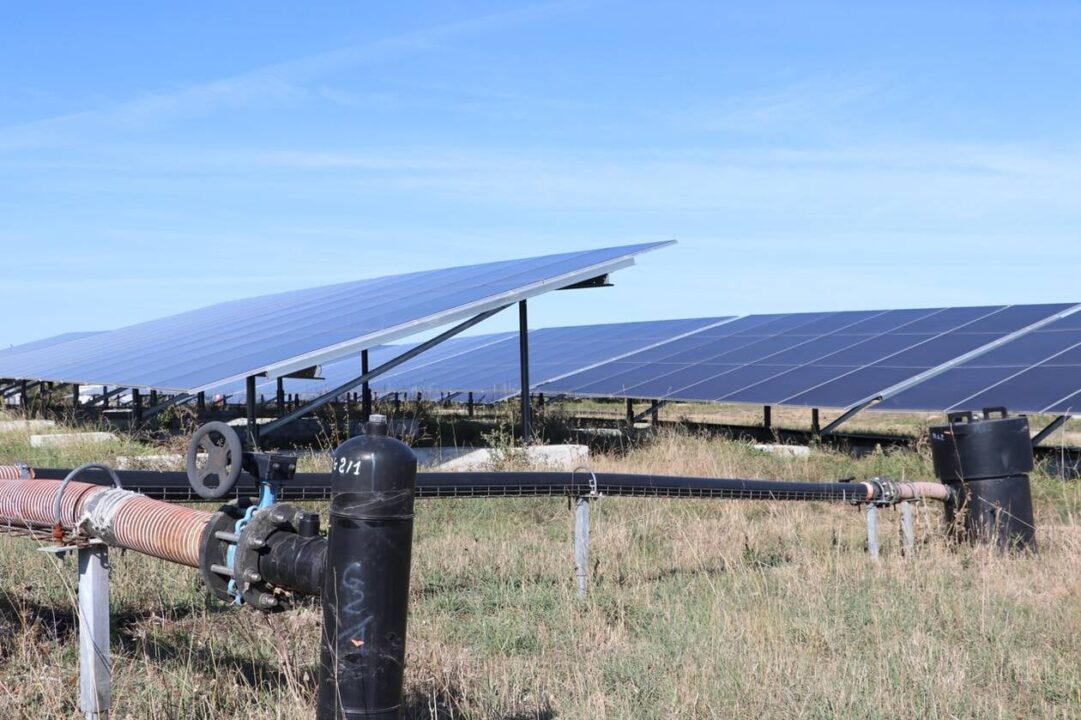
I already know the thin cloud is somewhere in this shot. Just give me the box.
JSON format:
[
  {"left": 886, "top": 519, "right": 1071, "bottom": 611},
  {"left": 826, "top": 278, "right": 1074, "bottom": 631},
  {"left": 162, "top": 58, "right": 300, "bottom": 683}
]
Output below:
[{"left": 0, "top": 1, "right": 579, "bottom": 150}]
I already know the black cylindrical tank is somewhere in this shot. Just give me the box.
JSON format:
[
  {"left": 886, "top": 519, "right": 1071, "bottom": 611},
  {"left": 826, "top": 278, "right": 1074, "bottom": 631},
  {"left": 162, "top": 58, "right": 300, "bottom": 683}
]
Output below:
[
  {"left": 929, "top": 408, "right": 1037, "bottom": 551},
  {"left": 316, "top": 415, "right": 417, "bottom": 720}
]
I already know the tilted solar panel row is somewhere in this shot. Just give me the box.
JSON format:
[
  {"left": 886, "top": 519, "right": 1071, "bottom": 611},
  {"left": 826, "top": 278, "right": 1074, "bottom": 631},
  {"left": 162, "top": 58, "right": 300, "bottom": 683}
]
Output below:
[
  {"left": 0, "top": 242, "right": 669, "bottom": 392},
  {"left": 536, "top": 304, "right": 1080, "bottom": 411}
]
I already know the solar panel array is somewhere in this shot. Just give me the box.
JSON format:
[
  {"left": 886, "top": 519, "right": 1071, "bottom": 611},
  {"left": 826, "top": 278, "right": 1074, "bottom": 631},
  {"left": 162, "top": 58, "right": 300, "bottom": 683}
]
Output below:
[
  {"left": 208, "top": 303, "right": 1081, "bottom": 417},
  {"left": 4, "top": 262, "right": 1079, "bottom": 419},
  {"left": 878, "top": 310, "right": 1081, "bottom": 414},
  {"left": 0, "top": 242, "right": 669, "bottom": 392},
  {"left": 537, "top": 304, "right": 1079, "bottom": 410}
]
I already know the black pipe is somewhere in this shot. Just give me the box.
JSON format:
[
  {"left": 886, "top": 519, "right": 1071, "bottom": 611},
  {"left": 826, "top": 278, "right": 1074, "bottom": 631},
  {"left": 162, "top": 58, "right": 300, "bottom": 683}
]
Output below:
[
  {"left": 317, "top": 417, "right": 417, "bottom": 719},
  {"left": 259, "top": 531, "right": 326, "bottom": 597},
  {"left": 33, "top": 467, "right": 873, "bottom": 503}
]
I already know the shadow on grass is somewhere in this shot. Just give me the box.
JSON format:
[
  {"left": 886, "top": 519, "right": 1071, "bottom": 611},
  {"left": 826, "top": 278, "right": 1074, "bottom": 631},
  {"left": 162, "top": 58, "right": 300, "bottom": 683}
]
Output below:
[
  {"left": 0, "top": 591, "right": 220, "bottom": 645},
  {"left": 403, "top": 683, "right": 556, "bottom": 720}
]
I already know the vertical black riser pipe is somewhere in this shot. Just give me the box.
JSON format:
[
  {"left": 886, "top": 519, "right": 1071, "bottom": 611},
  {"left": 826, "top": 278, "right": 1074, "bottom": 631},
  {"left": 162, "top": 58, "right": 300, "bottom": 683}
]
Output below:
[
  {"left": 929, "top": 409, "right": 1037, "bottom": 552},
  {"left": 317, "top": 416, "right": 417, "bottom": 719}
]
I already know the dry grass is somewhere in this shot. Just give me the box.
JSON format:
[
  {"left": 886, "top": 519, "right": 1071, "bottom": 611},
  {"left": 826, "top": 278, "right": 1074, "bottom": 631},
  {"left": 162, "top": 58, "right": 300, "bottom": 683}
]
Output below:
[{"left": 0, "top": 423, "right": 1079, "bottom": 718}]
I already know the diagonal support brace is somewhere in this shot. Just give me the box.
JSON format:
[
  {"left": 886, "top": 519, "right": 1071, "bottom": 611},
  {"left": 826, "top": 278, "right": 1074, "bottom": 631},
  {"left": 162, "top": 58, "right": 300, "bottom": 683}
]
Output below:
[{"left": 261, "top": 306, "right": 509, "bottom": 437}]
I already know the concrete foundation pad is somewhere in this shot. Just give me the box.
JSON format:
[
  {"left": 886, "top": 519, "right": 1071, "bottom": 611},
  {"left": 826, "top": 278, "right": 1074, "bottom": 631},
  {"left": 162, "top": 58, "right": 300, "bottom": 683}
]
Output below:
[
  {"left": 414, "top": 444, "right": 589, "bottom": 471},
  {"left": 0, "top": 419, "right": 57, "bottom": 432},
  {"left": 30, "top": 432, "right": 118, "bottom": 448},
  {"left": 753, "top": 443, "right": 811, "bottom": 458}
]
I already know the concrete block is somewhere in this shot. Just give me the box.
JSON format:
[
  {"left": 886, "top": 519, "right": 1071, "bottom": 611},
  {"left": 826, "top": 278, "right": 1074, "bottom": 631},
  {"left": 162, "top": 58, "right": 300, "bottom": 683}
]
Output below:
[
  {"left": 30, "top": 432, "right": 117, "bottom": 448},
  {"left": 414, "top": 444, "right": 589, "bottom": 471},
  {"left": 753, "top": 443, "right": 811, "bottom": 458},
  {"left": 0, "top": 419, "right": 57, "bottom": 432}
]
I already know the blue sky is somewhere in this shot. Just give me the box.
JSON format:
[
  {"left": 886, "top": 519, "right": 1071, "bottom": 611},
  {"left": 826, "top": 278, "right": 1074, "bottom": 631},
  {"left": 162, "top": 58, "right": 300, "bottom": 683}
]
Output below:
[{"left": 2, "top": 1, "right": 1080, "bottom": 346}]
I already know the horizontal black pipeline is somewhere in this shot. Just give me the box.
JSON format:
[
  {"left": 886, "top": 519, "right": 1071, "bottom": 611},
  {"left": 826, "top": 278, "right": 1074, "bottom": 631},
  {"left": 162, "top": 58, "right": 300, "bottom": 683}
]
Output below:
[{"left": 32, "top": 468, "right": 869, "bottom": 503}]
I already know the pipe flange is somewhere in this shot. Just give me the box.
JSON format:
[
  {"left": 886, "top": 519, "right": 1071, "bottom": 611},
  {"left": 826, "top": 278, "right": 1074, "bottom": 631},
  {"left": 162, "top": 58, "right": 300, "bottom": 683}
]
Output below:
[
  {"left": 232, "top": 502, "right": 305, "bottom": 612},
  {"left": 198, "top": 499, "right": 251, "bottom": 602},
  {"left": 869, "top": 477, "right": 901, "bottom": 507}
]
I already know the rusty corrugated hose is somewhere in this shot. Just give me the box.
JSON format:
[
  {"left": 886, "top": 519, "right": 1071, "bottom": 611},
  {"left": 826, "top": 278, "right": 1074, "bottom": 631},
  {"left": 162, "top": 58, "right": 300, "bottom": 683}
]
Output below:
[
  {"left": 0, "top": 464, "right": 32, "bottom": 480},
  {"left": 0, "top": 477, "right": 210, "bottom": 567}
]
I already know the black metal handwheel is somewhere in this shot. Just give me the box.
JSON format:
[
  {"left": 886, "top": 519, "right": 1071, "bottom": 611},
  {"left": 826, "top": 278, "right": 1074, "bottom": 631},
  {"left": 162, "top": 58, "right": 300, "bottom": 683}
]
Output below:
[{"left": 186, "top": 421, "right": 244, "bottom": 499}]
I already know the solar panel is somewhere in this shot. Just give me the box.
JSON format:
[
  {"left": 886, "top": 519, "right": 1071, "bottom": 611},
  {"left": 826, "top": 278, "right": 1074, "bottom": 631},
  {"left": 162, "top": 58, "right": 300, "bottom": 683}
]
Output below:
[
  {"left": 0, "top": 242, "right": 671, "bottom": 392},
  {"left": 538, "top": 304, "right": 1077, "bottom": 408},
  {"left": 876, "top": 307, "right": 1081, "bottom": 414}
]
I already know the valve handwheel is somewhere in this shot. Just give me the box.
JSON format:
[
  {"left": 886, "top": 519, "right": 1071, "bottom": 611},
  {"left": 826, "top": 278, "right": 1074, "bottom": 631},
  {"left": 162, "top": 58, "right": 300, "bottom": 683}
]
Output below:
[{"left": 186, "top": 422, "right": 244, "bottom": 499}]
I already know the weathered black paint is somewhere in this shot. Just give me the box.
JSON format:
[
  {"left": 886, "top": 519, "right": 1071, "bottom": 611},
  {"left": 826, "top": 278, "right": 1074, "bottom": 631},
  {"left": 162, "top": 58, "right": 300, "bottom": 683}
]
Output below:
[
  {"left": 317, "top": 418, "right": 417, "bottom": 719},
  {"left": 930, "top": 409, "right": 1037, "bottom": 551}
]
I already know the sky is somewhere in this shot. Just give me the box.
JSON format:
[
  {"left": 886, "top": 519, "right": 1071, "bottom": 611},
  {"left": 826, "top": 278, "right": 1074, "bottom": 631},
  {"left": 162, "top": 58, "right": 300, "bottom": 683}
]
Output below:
[{"left": 2, "top": 1, "right": 1080, "bottom": 346}]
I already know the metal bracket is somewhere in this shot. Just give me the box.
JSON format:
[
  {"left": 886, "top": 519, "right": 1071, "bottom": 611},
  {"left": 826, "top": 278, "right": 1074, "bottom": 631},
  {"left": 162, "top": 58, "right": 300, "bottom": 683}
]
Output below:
[
  {"left": 572, "top": 466, "right": 600, "bottom": 499},
  {"left": 50, "top": 464, "right": 123, "bottom": 546}
]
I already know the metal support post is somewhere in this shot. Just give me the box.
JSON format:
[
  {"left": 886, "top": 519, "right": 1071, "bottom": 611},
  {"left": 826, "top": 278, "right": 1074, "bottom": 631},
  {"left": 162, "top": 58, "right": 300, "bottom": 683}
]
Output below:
[
  {"left": 20, "top": 379, "right": 28, "bottom": 411},
  {"left": 131, "top": 389, "right": 142, "bottom": 425},
  {"left": 246, "top": 375, "right": 259, "bottom": 448},
  {"left": 467, "top": 391, "right": 474, "bottom": 417},
  {"left": 276, "top": 378, "right": 285, "bottom": 411},
  {"left": 148, "top": 390, "right": 158, "bottom": 408},
  {"left": 633, "top": 399, "right": 669, "bottom": 423},
  {"left": 811, "top": 407, "right": 821, "bottom": 436},
  {"left": 518, "top": 300, "right": 532, "bottom": 444},
  {"left": 196, "top": 391, "right": 205, "bottom": 413},
  {"left": 394, "top": 392, "right": 401, "bottom": 416},
  {"left": 361, "top": 349, "right": 372, "bottom": 422},
  {"left": 78, "top": 545, "right": 110, "bottom": 719},
  {"left": 650, "top": 399, "right": 660, "bottom": 424},
  {"left": 763, "top": 405, "right": 772, "bottom": 429},
  {"left": 866, "top": 504, "right": 879, "bottom": 559},
  {"left": 72, "top": 384, "right": 80, "bottom": 411},
  {"left": 574, "top": 496, "right": 591, "bottom": 599},
  {"left": 625, "top": 398, "right": 634, "bottom": 426},
  {"left": 900, "top": 501, "right": 915, "bottom": 556},
  {"left": 102, "top": 387, "right": 109, "bottom": 410}
]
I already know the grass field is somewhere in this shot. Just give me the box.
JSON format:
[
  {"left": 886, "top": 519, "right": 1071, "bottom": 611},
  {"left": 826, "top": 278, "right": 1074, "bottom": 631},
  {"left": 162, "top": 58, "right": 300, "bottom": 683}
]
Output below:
[{"left": 1, "top": 418, "right": 1079, "bottom": 718}]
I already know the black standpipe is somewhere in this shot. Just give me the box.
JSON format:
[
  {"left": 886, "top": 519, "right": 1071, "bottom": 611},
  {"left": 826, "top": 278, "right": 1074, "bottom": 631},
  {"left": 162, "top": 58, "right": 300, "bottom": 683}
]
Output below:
[
  {"left": 930, "top": 408, "right": 1037, "bottom": 551},
  {"left": 317, "top": 415, "right": 417, "bottom": 719}
]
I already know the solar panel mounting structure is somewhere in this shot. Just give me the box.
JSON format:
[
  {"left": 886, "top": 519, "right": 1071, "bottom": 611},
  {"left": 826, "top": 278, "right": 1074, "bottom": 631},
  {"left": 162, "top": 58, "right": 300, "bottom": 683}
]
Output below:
[
  {"left": 248, "top": 317, "right": 732, "bottom": 411},
  {"left": 0, "top": 242, "right": 672, "bottom": 443}
]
